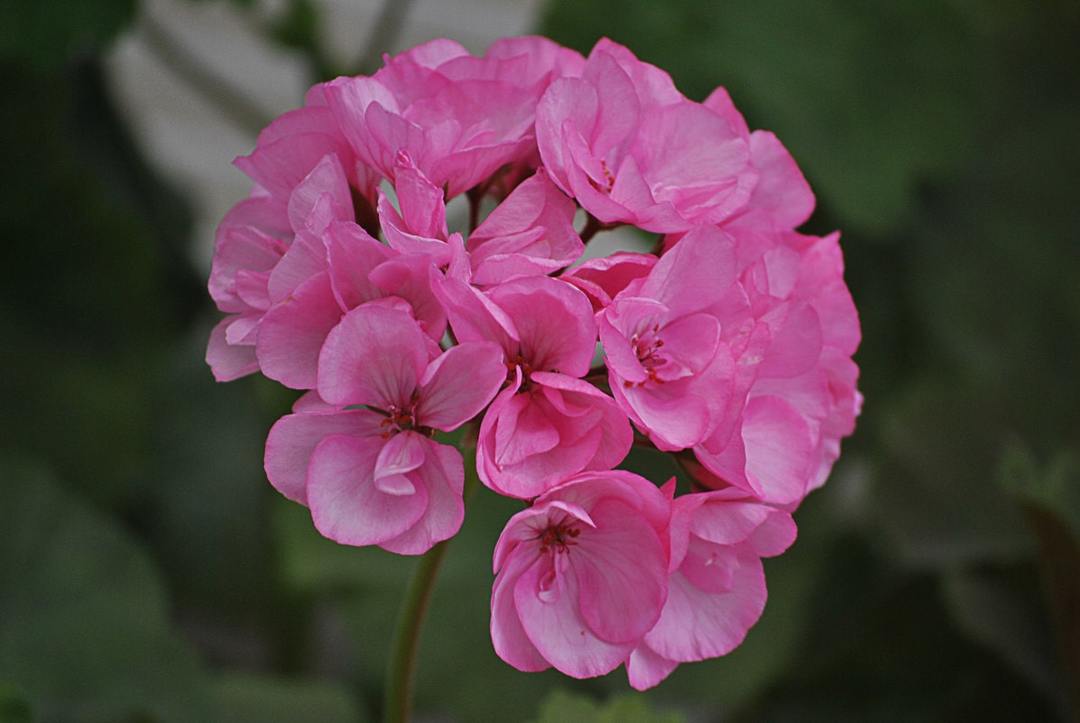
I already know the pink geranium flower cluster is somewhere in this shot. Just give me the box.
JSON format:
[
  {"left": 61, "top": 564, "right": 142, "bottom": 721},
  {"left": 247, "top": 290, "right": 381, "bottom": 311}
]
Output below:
[{"left": 207, "top": 36, "right": 860, "bottom": 690}]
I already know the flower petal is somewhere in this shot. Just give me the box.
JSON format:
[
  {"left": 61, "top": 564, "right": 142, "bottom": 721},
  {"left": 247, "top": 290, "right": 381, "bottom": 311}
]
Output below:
[
  {"left": 307, "top": 434, "right": 428, "bottom": 546},
  {"left": 264, "top": 409, "right": 383, "bottom": 504}
]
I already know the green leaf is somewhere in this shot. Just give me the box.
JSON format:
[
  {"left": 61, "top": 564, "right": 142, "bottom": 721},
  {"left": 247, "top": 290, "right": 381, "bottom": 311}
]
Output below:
[
  {"left": 532, "top": 690, "right": 685, "bottom": 723},
  {"left": 0, "top": 683, "right": 33, "bottom": 723},
  {"left": 870, "top": 380, "right": 1034, "bottom": 568},
  {"left": 941, "top": 569, "right": 1066, "bottom": 713},
  {"left": 0, "top": 456, "right": 213, "bottom": 723},
  {"left": 999, "top": 444, "right": 1080, "bottom": 542}
]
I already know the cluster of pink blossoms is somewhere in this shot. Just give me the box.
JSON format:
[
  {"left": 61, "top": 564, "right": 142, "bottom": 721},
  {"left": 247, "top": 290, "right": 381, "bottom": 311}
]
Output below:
[{"left": 207, "top": 37, "right": 861, "bottom": 690}]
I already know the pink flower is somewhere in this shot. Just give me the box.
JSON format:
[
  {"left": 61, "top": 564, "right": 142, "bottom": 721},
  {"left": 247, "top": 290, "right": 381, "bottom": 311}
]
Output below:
[
  {"left": 207, "top": 151, "right": 358, "bottom": 383},
  {"left": 326, "top": 38, "right": 582, "bottom": 199},
  {"left": 491, "top": 471, "right": 672, "bottom": 678},
  {"left": 691, "top": 229, "right": 861, "bottom": 504},
  {"left": 254, "top": 218, "right": 446, "bottom": 390},
  {"left": 627, "top": 488, "right": 796, "bottom": 690},
  {"left": 466, "top": 168, "right": 584, "bottom": 286},
  {"left": 536, "top": 39, "right": 757, "bottom": 232},
  {"left": 435, "top": 275, "right": 632, "bottom": 498},
  {"left": 378, "top": 153, "right": 585, "bottom": 285},
  {"left": 233, "top": 83, "right": 378, "bottom": 213},
  {"left": 264, "top": 304, "right": 504, "bottom": 554},
  {"left": 206, "top": 193, "right": 291, "bottom": 381},
  {"left": 597, "top": 226, "right": 740, "bottom": 450}
]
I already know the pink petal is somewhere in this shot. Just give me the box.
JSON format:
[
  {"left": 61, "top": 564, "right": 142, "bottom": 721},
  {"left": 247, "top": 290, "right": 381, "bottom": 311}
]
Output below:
[
  {"left": 491, "top": 547, "right": 550, "bottom": 672},
  {"left": 514, "top": 554, "right": 634, "bottom": 678},
  {"left": 696, "top": 395, "right": 814, "bottom": 505},
  {"left": 307, "top": 434, "right": 428, "bottom": 546},
  {"left": 432, "top": 274, "right": 518, "bottom": 354},
  {"left": 627, "top": 643, "right": 679, "bottom": 691},
  {"left": 324, "top": 221, "right": 392, "bottom": 311},
  {"left": 417, "top": 342, "right": 506, "bottom": 431},
  {"left": 740, "top": 130, "right": 814, "bottom": 231},
  {"left": 368, "top": 255, "right": 448, "bottom": 340},
  {"left": 286, "top": 153, "right": 353, "bottom": 233},
  {"left": 264, "top": 410, "right": 383, "bottom": 504},
  {"left": 487, "top": 276, "right": 596, "bottom": 377},
  {"left": 685, "top": 494, "right": 774, "bottom": 546},
  {"left": 380, "top": 438, "right": 465, "bottom": 555},
  {"left": 529, "top": 372, "right": 632, "bottom": 473},
  {"left": 267, "top": 230, "right": 327, "bottom": 304},
  {"left": 748, "top": 510, "right": 798, "bottom": 558},
  {"left": 316, "top": 304, "right": 431, "bottom": 409},
  {"left": 206, "top": 316, "right": 259, "bottom": 382},
  {"left": 639, "top": 225, "right": 736, "bottom": 317},
  {"left": 644, "top": 548, "right": 766, "bottom": 663},
  {"left": 256, "top": 272, "right": 342, "bottom": 390},
  {"left": 572, "top": 498, "right": 668, "bottom": 644},
  {"left": 562, "top": 252, "right": 656, "bottom": 310},
  {"left": 757, "top": 302, "right": 823, "bottom": 379},
  {"left": 373, "top": 431, "right": 426, "bottom": 495}
]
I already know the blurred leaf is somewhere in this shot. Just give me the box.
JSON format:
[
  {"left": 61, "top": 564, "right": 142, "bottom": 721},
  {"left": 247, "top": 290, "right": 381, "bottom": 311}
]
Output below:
[
  {"left": 0, "top": 683, "right": 33, "bottom": 723},
  {"left": 999, "top": 445, "right": 1080, "bottom": 542},
  {"left": 214, "top": 673, "right": 365, "bottom": 723},
  {"left": 0, "top": 456, "right": 213, "bottom": 722},
  {"left": 532, "top": 690, "right": 685, "bottom": 723},
  {"left": 942, "top": 569, "right": 1066, "bottom": 714},
  {"left": 739, "top": 542, "right": 1060, "bottom": 722},
  {"left": 0, "top": 0, "right": 136, "bottom": 69},
  {"left": 871, "top": 379, "right": 1033, "bottom": 568}
]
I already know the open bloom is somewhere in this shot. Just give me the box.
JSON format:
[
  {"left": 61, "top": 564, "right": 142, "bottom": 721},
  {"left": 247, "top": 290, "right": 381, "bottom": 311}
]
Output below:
[
  {"left": 537, "top": 39, "right": 757, "bottom": 232},
  {"left": 598, "top": 226, "right": 740, "bottom": 450},
  {"left": 627, "top": 488, "right": 795, "bottom": 689},
  {"left": 491, "top": 471, "right": 672, "bottom": 678},
  {"left": 436, "top": 274, "right": 632, "bottom": 498},
  {"left": 264, "top": 304, "right": 503, "bottom": 553}
]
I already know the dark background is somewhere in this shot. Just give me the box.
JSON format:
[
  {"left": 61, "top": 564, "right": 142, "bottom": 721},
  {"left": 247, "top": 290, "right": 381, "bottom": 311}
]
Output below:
[{"left": 2, "top": 0, "right": 1078, "bottom": 721}]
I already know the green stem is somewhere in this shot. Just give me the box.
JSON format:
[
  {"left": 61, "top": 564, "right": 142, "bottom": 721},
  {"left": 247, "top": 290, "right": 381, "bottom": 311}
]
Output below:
[{"left": 383, "top": 430, "right": 479, "bottom": 723}]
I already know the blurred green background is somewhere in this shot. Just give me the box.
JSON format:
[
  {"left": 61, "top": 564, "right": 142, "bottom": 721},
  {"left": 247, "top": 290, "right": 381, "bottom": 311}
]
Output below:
[{"left": 2, "top": 0, "right": 1078, "bottom": 721}]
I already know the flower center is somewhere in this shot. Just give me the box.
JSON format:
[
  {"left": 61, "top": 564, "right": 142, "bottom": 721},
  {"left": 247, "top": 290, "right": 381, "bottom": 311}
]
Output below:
[
  {"left": 376, "top": 391, "right": 433, "bottom": 438},
  {"left": 587, "top": 158, "right": 617, "bottom": 195},
  {"left": 536, "top": 521, "right": 581, "bottom": 554},
  {"left": 626, "top": 323, "right": 666, "bottom": 387},
  {"left": 505, "top": 352, "right": 534, "bottom": 392}
]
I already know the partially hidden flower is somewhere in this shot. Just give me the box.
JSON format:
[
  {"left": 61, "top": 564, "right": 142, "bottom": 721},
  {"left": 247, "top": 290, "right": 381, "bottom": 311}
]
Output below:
[
  {"left": 627, "top": 488, "right": 796, "bottom": 690},
  {"left": 436, "top": 274, "right": 632, "bottom": 498},
  {"left": 326, "top": 37, "right": 583, "bottom": 199},
  {"left": 536, "top": 39, "right": 757, "bottom": 233},
  {"left": 690, "top": 228, "right": 861, "bottom": 504}
]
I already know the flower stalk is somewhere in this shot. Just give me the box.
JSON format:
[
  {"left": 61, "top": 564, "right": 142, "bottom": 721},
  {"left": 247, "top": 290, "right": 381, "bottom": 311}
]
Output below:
[{"left": 383, "top": 430, "right": 479, "bottom": 723}]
